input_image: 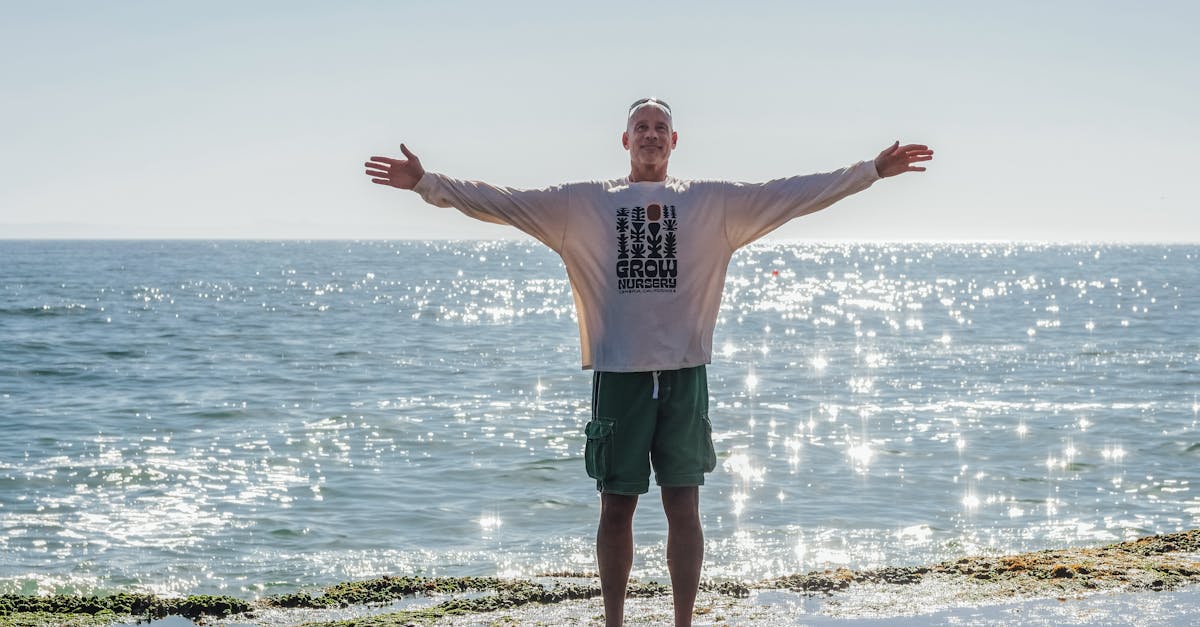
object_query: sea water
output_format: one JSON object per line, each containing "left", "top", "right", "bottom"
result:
{"left": 0, "top": 240, "right": 1197, "bottom": 598}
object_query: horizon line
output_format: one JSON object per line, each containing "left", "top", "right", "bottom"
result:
{"left": 3, "top": 236, "right": 1199, "bottom": 245}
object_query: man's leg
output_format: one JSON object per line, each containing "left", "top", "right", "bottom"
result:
{"left": 597, "top": 492, "right": 638, "bottom": 627}
{"left": 661, "top": 486, "right": 703, "bottom": 627}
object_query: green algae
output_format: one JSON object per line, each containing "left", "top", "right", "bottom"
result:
{"left": 265, "top": 576, "right": 511, "bottom": 609}
{"left": 295, "top": 579, "right": 672, "bottom": 626}
{"left": 0, "top": 593, "right": 251, "bottom": 627}
{"left": 0, "top": 611, "right": 118, "bottom": 627}
{"left": 0, "top": 593, "right": 250, "bottom": 622}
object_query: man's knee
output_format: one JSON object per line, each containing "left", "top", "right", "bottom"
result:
{"left": 661, "top": 486, "right": 700, "bottom": 523}
{"left": 599, "top": 493, "right": 638, "bottom": 526}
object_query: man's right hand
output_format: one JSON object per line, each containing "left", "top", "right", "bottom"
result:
{"left": 365, "top": 144, "right": 425, "bottom": 190}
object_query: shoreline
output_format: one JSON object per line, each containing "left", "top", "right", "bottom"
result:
{"left": 1, "top": 530, "right": 1198, "bottom": 626}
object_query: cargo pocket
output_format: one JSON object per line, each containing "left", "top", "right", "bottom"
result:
{"left": 701, "top": 415, "right": 717, "bottom": 473}
{"left": 584, "top": 419, "right": 615, "bottom": 481}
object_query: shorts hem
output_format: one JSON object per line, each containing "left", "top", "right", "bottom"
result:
{"left": 598, "top": 481, "right": 649, "bottom": 495}
{"left": 656, "top": 474, "right": 706, "bottom": 487}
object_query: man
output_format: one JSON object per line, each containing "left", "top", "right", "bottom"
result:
{"left": 364, "top": 98, "right": 932, "bottom": 627}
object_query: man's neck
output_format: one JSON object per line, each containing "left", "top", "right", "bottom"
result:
{"left": 628, "top": 162, "right": 669, "bottom": 183}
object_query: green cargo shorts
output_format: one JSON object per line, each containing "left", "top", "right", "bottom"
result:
{"left": 583, "top": 365, "right": 717, "bottom": 495}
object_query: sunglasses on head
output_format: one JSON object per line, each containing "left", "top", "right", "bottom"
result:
{"left": 628, "top": 98, "right": 671, "bottom": 114}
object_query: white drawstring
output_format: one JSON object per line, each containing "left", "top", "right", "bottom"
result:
{"left": 651, "top": 371, "right": 660, "bottom": 399}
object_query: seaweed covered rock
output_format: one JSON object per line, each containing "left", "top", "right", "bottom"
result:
{"left": 0, "top": 592, "right": 250, "bottom": 624}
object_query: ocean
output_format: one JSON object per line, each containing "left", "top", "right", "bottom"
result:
{"left": 1, "top": 240, "right": 1197, "bottom": 601}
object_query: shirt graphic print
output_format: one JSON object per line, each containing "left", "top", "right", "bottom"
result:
{"left": 615, "top": 203, "right": 678, "bottom": 293}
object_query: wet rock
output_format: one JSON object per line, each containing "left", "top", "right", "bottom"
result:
{"left": 700, "top": 580, "right": 751, "bottom": 598}
{"left": 0, "top": 592, "right": 249, "bottom": 622}
{"left": 765, "top": 568, "right": 855, "bottom": 594}
{"left": 1048, "top": 564, "right": 1074, "bottom": 578}
{"left": 1119, "top": 530, "right": 1200, "bottom": 555}
{"left": 859, "top": 566, "right": 930, "bottom": 585}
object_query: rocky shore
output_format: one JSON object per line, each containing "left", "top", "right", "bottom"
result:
{"left": 2, "top": 530, "right": 1198, "bottom": 626}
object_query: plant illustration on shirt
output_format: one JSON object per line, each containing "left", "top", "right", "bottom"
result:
{"left": 616, "top": 209, "right": 630, "bottom": 259}
{"left": 646, "top": 204, "right": 663, "bottom": 258}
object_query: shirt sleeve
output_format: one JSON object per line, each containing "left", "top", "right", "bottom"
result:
{"left": 722, "top": 160, "right": 880, "bottom": 249}
{"left": 412, "top": 172, "right": 571, "bottom": 252}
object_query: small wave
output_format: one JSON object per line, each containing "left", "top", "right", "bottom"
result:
{"left": 0, "top": 305, "right": 94, "bottom": 318}
{"left": 21, "top": 367, "right": 87, "bottom": 378}
{"left": 102, "top": 349, "right": 144, "bottom": 359}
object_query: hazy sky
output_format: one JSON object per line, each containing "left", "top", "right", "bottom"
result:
{"left": 2, "top": 1, "right": 1197, "bottom": 241}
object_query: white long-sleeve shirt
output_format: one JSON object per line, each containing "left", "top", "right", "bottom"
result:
{"left": 413, "top": 160, "right": 879, "bottom": 371}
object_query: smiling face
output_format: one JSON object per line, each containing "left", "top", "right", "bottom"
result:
{"left": 622, "top": 104, "right": 677, "bottom": 175}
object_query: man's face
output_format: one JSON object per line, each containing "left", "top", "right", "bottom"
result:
{"left": 622, "top": 105, "right": 677, "bottom": 169}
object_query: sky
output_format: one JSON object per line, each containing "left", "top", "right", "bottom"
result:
{"left": 1, "top": 1, "right": 1197, "bottom": 241}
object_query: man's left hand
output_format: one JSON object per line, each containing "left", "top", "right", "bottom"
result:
{"left": 874, "top": 142, "right": 934, "bottom": 178}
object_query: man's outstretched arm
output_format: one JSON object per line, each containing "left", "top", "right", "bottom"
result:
{"left": 873, "top": 141, "right": 934, "bottom": 178}
{"left": 722, "top": 140, "right": 934, "bottom": 248}
{"left": 365, "top": 144, "right": 426, "bottom": 190}
{"left": 363, "top": 144, "right": 570, "bottom": 252}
